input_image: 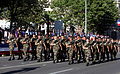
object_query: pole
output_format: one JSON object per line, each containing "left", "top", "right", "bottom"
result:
{"left": 85, "top": 0, "right": 87, "bottom": 34}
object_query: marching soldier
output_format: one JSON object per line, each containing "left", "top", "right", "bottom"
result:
{"left": 16, "top": 34, "right": 23, "bottom": 60}
{"left": 90, "top": 37, "right": 97, "bottom": 64}
{"left": 43, "top": 36, "right": 50, "bottom": 61}
{"left": 35, "top": 36, "right": 43, "bottom": 62}
{"left": 21, "top": 34, "right": 30, "bottom": 61}
{"left": 7, "top": 33, "right": 16, "bottom": 61}
{"left": 59, "top": 36, "right": 66, "bottom": 62}
{"left": 30, "top": 35, "right": 37, "bottom": 61}
{"left": 100, "top": 38, "right": 105, "bottom": 62}
{"left": 109, "top": 39, "right": 114, "bottom": 61}
{"left": 83, "top": 37, "right": 91, "bottom": 66}
{"left": 105, "top": 38, "right": 110, "bottom": 61}
{"left": 51, "top": 36, "right": 60, "bottom": 63}
{"left": 95, "top": 38, "right": 100, "bottom": 62}
{"left": 67, "top": 37, "right": 75, "bottom": 65}
{"left": 113, "top": 40, "right": 118, "bottom": 60}
{"left": 76, "top": 36, "right": 83, "bottom": 63}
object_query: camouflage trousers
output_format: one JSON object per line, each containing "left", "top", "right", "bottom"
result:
{"left": 9, "top": 46, "right": 15, "bottom": 60}
{"left": 53, "top": 49, "right": 59, "bottom": 63}
{"left": 84, "top": 49, "right": 91, "bottom": 63}
{"left": 68, "top": 48, "right": 74, "bottom": 64}
{"left": 22, "top": 46, "right": 30, "bottom": 61}
{"left": 36, "top": 47, "right": 43, "bottom": 61}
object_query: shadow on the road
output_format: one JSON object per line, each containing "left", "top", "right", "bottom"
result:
{"left": 115, "top": 57, "right": 120, "bottom": 60}
{"left": 1, "top": 67, "right": 40, "bottom": 74}
{"left": 89, "top": 57, "right": 120, "bottom": 66}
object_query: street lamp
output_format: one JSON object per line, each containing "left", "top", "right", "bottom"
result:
{"left": 85, "top": 0, "right": 87, "bottom": 34}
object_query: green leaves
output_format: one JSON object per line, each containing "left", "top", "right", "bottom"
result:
{"left": 51, "top": 0, "right": 119, "bottom": 34}
{"left": 0, "top": 0, "right": 118, "bottom": 33}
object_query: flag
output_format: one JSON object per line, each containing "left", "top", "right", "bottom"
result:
{"left": 117, "top": 20, "right": 120, "bottom": 26}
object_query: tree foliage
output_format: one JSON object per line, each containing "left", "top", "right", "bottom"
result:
{"left": 51, "top": 0, "right": 119, "bottom": 34}
{"left": 0, "top": 0, "right": 49, "bottom": 29}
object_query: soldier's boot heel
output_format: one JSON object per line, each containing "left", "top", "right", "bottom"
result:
{"left": 56, "top": 60, "right": 59, "bottom": 63}
{"left": 77, "top": 59, "right": 81, "bottom": 63}
{"left": 23, "top": 57, "right": 27, "bottom": 61}
{"left": 86, "top": 62, "right": 89, "bottom": 66}
{"left": 53, "top": 60, "right": 55, "bottom": 63}
{"left": 8, "top": 57, "right": 12, "bottom": 61}
{"left": 68, "top": 62, "right": 71, "bottom": 65}
{"left": 12, "top": 57, "right": 15, "bottom": 60}
{"left": 12, "top": 58, "right": 15, "bottom": 60}
{"left": 72, "top": 61, "right": 74, "bottom": 64}
{"left": 30, "top": 58, "right": 34, "bottom": 61}
{"left": 37, "top": 59, "right": 41, "bottom": 62}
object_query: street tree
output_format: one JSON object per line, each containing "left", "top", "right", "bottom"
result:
{"left": 51, "top": 0, "right": 119, "bottom": 34}
{"left": 0, "top": 0, "right": 49, "bottom": 30}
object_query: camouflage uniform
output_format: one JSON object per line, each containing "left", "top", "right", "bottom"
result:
{"left": 76, "top": 39, "right": 83, "bottom": 63}
{"left": 83, "top": 39, "right": 91, "bottom": 66}
{"left": 59, "top": 39, "right": 66, "bottom": 62}
{"left": 21, "top": 36, "right": 30, "bottom": 61}
{"left": 105, "top": 41, "right": 110, "bottom": 61}
{"left": 35, "top": 38, "right": 43, "bottom": 62}
{"left": 95, "top": 40, "right": 100, "bottom": 62}
{"left": 89, "top": 40, "right": 95, "bottom": 63}
{"left": 8, "top": 37, "right": 15, "bottom": 61}
{"left": 52, "top": 39, "right": 60, "bottom": 63}
{"left": 109, "top": 41, "right": 114, "bottom": 61}
{"left": 43, "top": 38, "right": 50, "bottom": 61}
{"left": 100, "top": 41, "right": 105, "bottom": 62}
{"left": 30, "top": 37, "right": 37, "bottom": 60}
{"left": 112, "top": 42, "right": 118, "bottom": 60}
{"left": 91, "top": 41, "right": 97, "bottom": 63}
{"left": 16, "top": 36, "right": 23, "bottom": 60}
{"left": 67, "top": 40, "right": 75, "bottom": 65}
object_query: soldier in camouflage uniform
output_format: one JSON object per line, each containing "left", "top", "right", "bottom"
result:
{"left": 99, "top": 38, "right": 105, "bottom": 62}
{"left": 59, "top": 36, "right": 66, "bottom": 62}
{"left": 83, "top": 38, "right": 91, "bottom": 66}
{"left": 105, "top": 38, "right": 110, "bottom": 61}
{"left": 90, "top": 37, "right": 97, "bottom": 64}
{"left": 76, "top": 36, "right": 83, "bottom": 63}
{"left": 16, "top": 34, "right": 23, "bottom": 60}
{"left": 43, "top": 36, "right": 50, "bottom": 61}
{"left": 30, "top": 35, "right": 37, "bottom": 60}
{"left": 7, "top": 33, "right": 16, "bottom": 61}
{"left": 95, "top": 38, "right": 100, "bottom": 62}
{"left": 112, "top": 40, "right": 118, "bottom": 60}
{"left": 67, "top": 37, "right": 75, "bottom": 65}
{"left": 35, "top": 36, "right": 43, "bottom": 62}
{"left": 51, "top": 36, "right": 60, "bottom": 63}
{"left": 21, "top": 34, "right": 30, "bottom": 61}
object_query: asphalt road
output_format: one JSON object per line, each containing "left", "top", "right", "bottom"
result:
{"left": 0, "top": 53, "right": 120, "bottom": 74}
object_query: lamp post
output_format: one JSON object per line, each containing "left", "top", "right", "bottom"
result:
{"left": 85, "top": 0, "right": 87, "bottom": 34}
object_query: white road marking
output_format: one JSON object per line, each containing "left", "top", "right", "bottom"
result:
{"left": 43, "top": 64, "right": 46, "bottom": 66}
{"left": 0, "top": 61, "right": 52, "bottom": 70}
{"left": 49, "top": 68, "right": 73, "bottom": 74}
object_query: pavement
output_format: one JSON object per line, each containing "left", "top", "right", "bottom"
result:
{"left": 0, "top": 53, "right": 120, "bottom": 74}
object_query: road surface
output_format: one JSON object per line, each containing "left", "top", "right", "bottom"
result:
{"left": 0, "top": 53, "right": 120, "bottom": 74}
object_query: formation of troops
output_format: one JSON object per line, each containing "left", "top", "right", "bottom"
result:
{"left": 7, "top": 33, "right": 120, "bottom": 66}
